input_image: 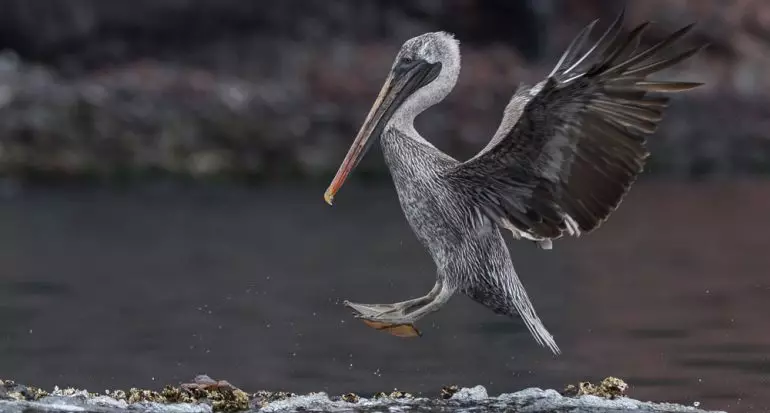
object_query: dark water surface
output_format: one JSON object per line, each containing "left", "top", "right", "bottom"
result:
{"left": 0, "top": 181, "right": 768, "bottom": 413}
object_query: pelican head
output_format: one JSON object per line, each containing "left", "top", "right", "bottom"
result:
{"left": 324, "top": 32, "right": 461, "bottom": 205}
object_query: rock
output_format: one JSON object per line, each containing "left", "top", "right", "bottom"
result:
{"left": 0, "top": 1, "right": 765, "bottom": 183}
{"left": 0, "top": 379, "right": 49, "bottom": 402}
{"left": 562, "top": 376, "right": 629, "bottom": 399}
{"left": 87, "top": 396, "right": 128, "bottom": 409}
{"left": 439, "top": 385, "right": 459, "bottom": 399}
{"left": 450, "top": 385, "right": 488, "bottom": 402}
{"left": 258, "top": 392, "right": 333, "bottom": 413}
{"left": 339, "top": 393, "right": 359, "bottom": 403}
{"left": 0, "top": 381, "right": 727, "bottom": 413}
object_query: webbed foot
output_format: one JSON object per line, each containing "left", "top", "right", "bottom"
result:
{"left": 342, "top": 280, "right": 455, "bottom": 338}
{"left": 343, "top": 300, "right": 422, "bottom": 337}
{"left": 343, "top": 301, "right": 399, "bottom": 319}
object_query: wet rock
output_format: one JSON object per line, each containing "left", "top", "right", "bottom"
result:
{"left": 371, "top": 391, "right": 388, "bottom": 399}
{"left": 439, "top": 384, "right": 459, "bottom": 399}
{"left": 562, "top": 376, "right": 629, "bottom": 399}
{"left": 88, "top": 395, "right": 129, "bottom": 409}
{"left": 251, "top": 390, "right": 296, "bottom": 409}
{"left": 450, "top": 384, "right": 488, "bottom": 401}
{"left": 339, "top": 393, "right": 359, "bottom": 403}
{"left": 497, "top": 387, "right": 711, "bottom": 413}
{"left": 128, "top": 388, "right": 166, "bottom": 404}
{"left": 0, "top": 376, "right": 728, "bottom": 413}
{"left": 388, "top": 389, "right": 413, "bottom": 399}
{"left": 0, "top": 379, "right": 49, "bottom": 402}
{"left": 258, "top": 392, "right": 334, "bottom": 413}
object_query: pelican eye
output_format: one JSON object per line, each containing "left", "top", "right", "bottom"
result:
{"left": 396, "top": 56, "right": 419, "bottom": 73}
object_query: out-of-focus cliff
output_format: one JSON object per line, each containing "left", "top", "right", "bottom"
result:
{"left": 0, "top": 0, "right": 767, "bottom": 182}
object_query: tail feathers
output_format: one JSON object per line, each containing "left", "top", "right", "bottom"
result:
{"left": 465, "top": 271, "right": 561, "bottom": 355}
{"left": 509, "top": 284, "right": 561, "bottom": 355}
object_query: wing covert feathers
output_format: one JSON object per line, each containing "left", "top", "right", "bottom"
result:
{"left": 447, "top": 8, "right": 706, "bottom": 242}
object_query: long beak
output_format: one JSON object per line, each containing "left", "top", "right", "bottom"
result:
{"left": 323, "top": 59, "right": 441, "bottom": 205}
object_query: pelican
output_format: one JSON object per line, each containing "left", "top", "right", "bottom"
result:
{"left": 323, "top": 10, "right": 705, "bottom": 353}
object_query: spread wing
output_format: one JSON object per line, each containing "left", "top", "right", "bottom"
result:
{"left": 445, "top": 9, "right": 705, "bottom": 243}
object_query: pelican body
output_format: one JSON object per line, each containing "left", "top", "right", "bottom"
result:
{"left": 323, "top": 10, "right": 705, "bottom": 354}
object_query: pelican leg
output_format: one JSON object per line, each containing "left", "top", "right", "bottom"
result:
{"left": 344, "top": 280, "right": 454, "bottom": 337}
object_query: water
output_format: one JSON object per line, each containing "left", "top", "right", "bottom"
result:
{"left": 0, "top": 180, "right": 768, "bottom": 413}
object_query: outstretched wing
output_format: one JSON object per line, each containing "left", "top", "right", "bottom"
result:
{"left": 445, "top": 9, "right": 705, "bottom": 243}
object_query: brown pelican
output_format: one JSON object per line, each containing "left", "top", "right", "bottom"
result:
{"left": 323, "top": 10, "right": 705, "bottom": 353}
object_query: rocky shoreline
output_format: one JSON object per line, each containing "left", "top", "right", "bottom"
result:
{"left": 0, "top": 0, "right": 768, "bottom": 184}
{"left": 0, "top": 50, "right": 767, "bottom": 185}
{"left": 0, "top": 376, "right": 725, "bottom": 413}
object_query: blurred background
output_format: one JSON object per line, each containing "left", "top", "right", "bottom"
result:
{"left": 0, "top": 0, "right": 768, "bottom": 412}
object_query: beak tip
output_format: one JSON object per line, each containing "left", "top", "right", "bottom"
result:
{"left": 323, "top": 190, "right": 335, "bottom": 206}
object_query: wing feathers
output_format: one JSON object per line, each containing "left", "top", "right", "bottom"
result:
{"left": 589, "top": 21, "right": 652, "bottom": 76}
{"left": 548, "top": 19, "right": 599, "bottom": 78}
{"left": 625, "top": 80, "right": 704, "bottom": 92}
{"left": 610, "top": 24, "right": 697, "bottom": 75}
{"left": 556, "top": 8, "right": 627, "bottom": 77}
{"left": 592, "top": 100, "right": 663, "bottom": 122}
{"left": 446, "top": 10, "right": 706, "bottom": 242}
